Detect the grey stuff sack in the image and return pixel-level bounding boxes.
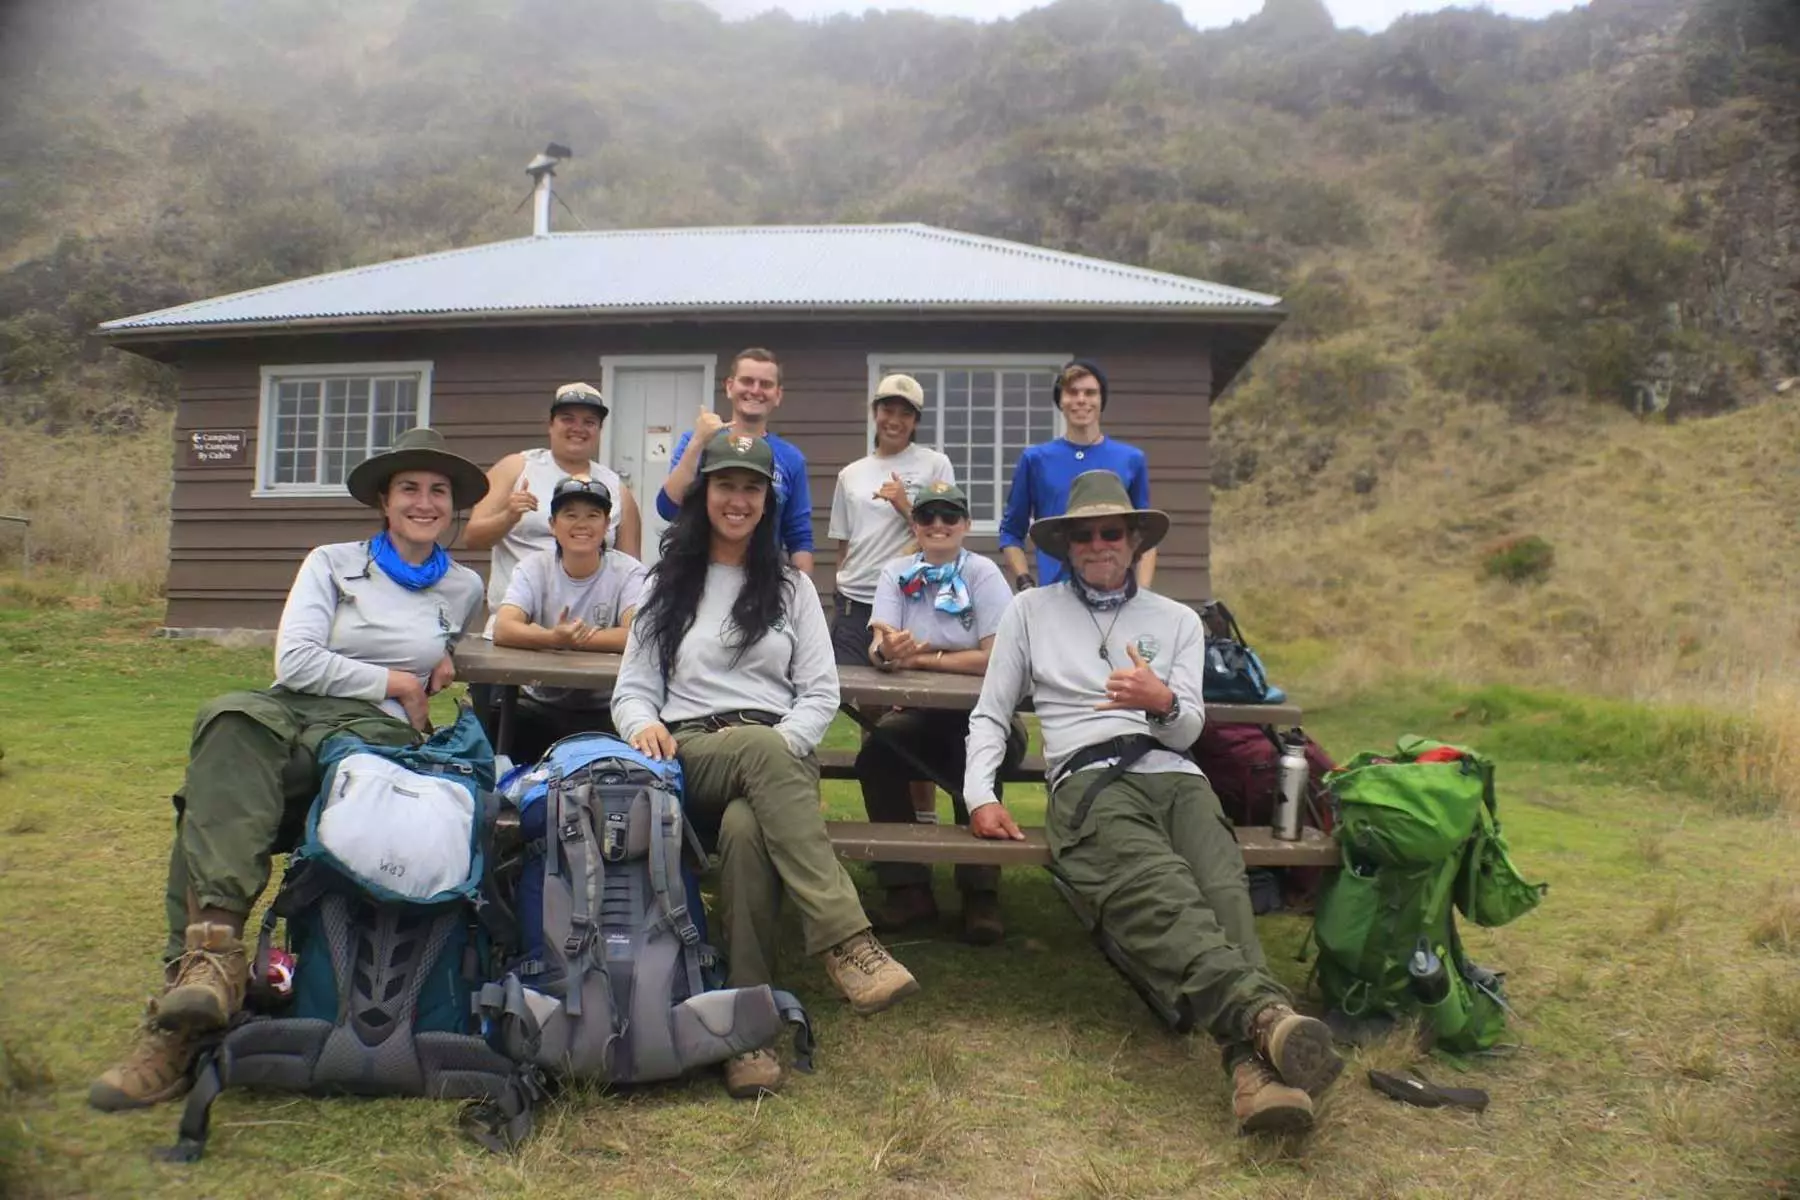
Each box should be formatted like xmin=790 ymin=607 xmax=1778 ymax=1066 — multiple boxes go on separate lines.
xmin=485 ymin=736 xmax=813 ymax=1084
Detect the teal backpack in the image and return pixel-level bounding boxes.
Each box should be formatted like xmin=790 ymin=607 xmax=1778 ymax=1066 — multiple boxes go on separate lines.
xmin=162 ymin=706 xmax=537 ymax=1163
xmin=1311 ymin=736 xmax=1545 ymax=1052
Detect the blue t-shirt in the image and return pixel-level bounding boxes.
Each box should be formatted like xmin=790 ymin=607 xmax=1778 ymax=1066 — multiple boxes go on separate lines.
xmin=999 ymin=438 xmax=1151 ymax=585
xmin=655 ymin=428 xmax=814 ymax=555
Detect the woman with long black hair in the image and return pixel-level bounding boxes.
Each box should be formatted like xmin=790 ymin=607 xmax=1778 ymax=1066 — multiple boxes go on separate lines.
xmin=612 ymin=431 xmax=919 ymax=1100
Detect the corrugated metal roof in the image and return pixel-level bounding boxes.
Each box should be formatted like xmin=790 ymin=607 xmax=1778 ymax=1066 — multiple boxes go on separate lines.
xmin=99 ymin=223 xmax=1281 ymax=334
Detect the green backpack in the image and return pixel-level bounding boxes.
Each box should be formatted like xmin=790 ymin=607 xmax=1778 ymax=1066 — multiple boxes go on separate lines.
xmin=1311 ymin=736 xmax=1545 ymax=1052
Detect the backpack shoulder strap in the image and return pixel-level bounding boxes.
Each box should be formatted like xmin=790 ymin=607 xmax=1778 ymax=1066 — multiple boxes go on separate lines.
xmin=553 ymin=770 xmax=599 ymax=1018
xmin=647 ymin=788 xmax=705 ymax=999
xmin=771 ymin=989 xmax=816 ymax=1073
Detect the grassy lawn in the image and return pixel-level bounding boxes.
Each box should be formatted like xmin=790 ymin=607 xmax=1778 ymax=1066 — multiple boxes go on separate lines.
xmin=3 ymin=605 xmax=1798 ymax=1198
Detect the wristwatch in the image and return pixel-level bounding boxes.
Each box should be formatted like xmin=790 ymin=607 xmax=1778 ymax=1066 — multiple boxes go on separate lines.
xmin=1148 ymin=694 xmax=1182 ymax=726
xmin=1014 ymin=574 xmax=1036 ymax=593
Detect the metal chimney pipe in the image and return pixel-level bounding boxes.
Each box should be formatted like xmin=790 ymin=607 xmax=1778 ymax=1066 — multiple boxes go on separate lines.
xmin=524 ymin=144 xmax=570 ymax=237
xmin=531 ymin=168 xmax=554 ymax=237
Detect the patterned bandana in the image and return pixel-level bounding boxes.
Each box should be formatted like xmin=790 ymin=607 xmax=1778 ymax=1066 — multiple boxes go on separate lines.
xmin=897 ymin=550 xmax=972 ymax=617
xmin=1068 ymin=568 xmax=1138 ymax=612
xmin=370 ymin=532 xmax=451 ymax=591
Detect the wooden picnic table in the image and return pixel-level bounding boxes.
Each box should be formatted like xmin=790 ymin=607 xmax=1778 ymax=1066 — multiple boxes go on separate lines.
xmin=453 ymin=640 xmax=1334 ymax=869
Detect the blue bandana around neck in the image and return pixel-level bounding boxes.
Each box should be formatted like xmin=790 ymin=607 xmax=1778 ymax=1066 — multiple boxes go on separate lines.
xmin=370 ymin=532 xmax=451 ymax=591
xmin=897 ymin=549 xmax=972 ymax=617
xmin=1068 ymin=566 xmax=1138 ymax=612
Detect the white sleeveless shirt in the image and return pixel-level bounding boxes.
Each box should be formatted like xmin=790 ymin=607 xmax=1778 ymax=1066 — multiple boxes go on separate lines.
xmin=485 ymin=447 xmax=624 ymax=621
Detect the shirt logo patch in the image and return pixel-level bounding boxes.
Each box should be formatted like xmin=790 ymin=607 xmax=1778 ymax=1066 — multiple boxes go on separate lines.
xmin=1133 ymin=634 xmax=1161 ymax=664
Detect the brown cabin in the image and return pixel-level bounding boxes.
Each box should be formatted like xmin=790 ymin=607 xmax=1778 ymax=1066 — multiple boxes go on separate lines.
xmin=99 ymin=224 xmax=1283 ymax=630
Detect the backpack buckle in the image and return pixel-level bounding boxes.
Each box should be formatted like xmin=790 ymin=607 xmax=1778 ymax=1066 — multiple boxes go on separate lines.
xmin=602 ymin=810 xmax=629 ymax=862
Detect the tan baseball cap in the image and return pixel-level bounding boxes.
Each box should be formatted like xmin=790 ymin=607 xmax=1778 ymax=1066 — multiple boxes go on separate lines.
xmin=873 ymin=373 xmax=926 ymax=413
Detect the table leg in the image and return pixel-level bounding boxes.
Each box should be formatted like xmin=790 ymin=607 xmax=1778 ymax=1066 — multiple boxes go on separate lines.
xmin=837 ymin=703 xmax=964 ymax=801
xmin=496 ymin=686 xmax=519 ymax=759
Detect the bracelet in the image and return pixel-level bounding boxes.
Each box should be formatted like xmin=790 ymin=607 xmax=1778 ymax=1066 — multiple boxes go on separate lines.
xmin=936 ymin=650 xmax=945 ymax=666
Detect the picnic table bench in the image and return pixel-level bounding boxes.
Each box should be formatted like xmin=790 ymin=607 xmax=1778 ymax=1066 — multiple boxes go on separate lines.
xmin=455 ymin=641 xmax=1337 ymax=869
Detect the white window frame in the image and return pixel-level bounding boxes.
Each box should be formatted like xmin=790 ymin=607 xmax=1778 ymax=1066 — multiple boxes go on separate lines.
xmin=865 ymin=353 xmax=1067 ymax=533
xmin=596 ymin=354 xmax=719 ymax=470
xmin=254 ymin=360 xmax=434 ymax=497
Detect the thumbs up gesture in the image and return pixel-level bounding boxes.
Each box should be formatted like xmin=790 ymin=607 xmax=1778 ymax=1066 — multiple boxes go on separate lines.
xmin=505 ymin=472 xmax=539 ymax=523
xmin=874 ymin=471 xmax=910 ymax=515
xmin=694 ymin=406 xmax=727 ymax=442
xmin=1096 ymin=642 xmax=1176 ymax=715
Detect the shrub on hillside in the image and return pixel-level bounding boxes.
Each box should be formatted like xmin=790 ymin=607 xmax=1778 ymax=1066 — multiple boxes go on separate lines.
xmin=1281 ymin=266 xmax=1370 ymax=340
xmin=1422 ymin=187 xmax=1701 ymax=411
xmin=1482 ymin=535 xmax=1555 ymax=584
xmin=1431 ymin=186 xmax=1523 ymax=266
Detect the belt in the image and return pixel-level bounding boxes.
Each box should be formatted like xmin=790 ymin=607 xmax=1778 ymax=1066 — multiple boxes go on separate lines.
xmin=670 ymin=709 xmax=784 ymax=736
xmin=833 ymin=594 xmax=872 ymax=618
xmin=1057 ymin=734 xmax=1162 ymax=828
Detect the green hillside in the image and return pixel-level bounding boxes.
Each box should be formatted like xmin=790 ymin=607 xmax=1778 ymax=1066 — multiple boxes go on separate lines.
xmin=0 ymin=0 xmax=1794 ymax=707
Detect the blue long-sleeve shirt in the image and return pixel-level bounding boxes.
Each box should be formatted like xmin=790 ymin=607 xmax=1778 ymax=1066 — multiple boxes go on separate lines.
xmin=655 ymin=428 xmax=815 ymax=555
xmin=999 ymin=438 xmax=1151 ymax=586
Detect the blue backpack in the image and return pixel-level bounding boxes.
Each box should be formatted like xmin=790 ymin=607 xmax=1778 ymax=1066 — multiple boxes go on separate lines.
xmin=1200 ymin=599 xmax=1288 ymax=705
xmin=163 ymin=705 xmax=537 ymax=1163
xmin=485 ymin=734 xmax=813 ymax=1085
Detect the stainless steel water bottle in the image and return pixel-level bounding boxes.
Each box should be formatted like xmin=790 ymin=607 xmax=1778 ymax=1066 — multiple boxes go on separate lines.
xmin=1273 ymin=731 xmax=1308 ymax=841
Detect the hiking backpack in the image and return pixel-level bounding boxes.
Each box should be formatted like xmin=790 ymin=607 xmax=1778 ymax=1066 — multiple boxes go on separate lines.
xmin=163 ymin=705 xmax=537 ymax=1163
xmin=483 ymin=734 xmax=812 ymax=1084
xmin=1310 ymin=736 xmax=1546 ymax=1052
xmin=1198 ymin=599 xmax=1287 ymax=705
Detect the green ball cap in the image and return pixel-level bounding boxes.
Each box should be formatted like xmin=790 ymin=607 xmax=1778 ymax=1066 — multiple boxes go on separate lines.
xmin=912 ymin=479 xmax=970 ymax=518
xmin=699 ymin=429 xmax=776 ymax=480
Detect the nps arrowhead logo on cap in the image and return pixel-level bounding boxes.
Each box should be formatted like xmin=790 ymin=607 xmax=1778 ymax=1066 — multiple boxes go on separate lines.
xmin=698 ymin=428 xmax=777 ymax=480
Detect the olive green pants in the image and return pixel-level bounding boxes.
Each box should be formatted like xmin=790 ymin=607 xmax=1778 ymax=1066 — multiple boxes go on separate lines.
xmin=1047 ymin=768 xmax=1288 ymax=1059
xmin=674 ymin=725 xmax=870 ymax=990
xmin=161 ymin=689 xmax=417 ymax=960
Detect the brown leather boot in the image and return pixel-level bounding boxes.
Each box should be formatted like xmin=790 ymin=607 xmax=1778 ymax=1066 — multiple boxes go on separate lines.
xmin=154 ymin=922 xmax=248 ymax=1034
xmin=958 ymin=890 xmax=1004 ymax=946
xmin=724 ymin=1048 xmax=784 ymax=1099
xmin=822 ymin=930 xmax=920 ymax=1016
xmin=88 ymin=1002 xmax=203 ymax=1112
xmin=1232 ymin=1058 xmax=1315 ymax=1134
xmin=1247 ymin=1002 xmax=1343 ymax=1096
xmin=868 ymin=885 xmax=939 ymax=933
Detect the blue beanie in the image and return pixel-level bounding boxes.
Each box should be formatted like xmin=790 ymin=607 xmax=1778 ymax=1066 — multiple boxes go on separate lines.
xmin=1053 ymin=360 xmax=1109 ymax=410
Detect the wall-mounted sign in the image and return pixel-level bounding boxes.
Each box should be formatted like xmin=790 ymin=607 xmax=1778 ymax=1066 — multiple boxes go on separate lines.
xmin=646 ymin=425 xmax=673 ymax=463
xmin=185 ymin=429 xmax=248 ymax=467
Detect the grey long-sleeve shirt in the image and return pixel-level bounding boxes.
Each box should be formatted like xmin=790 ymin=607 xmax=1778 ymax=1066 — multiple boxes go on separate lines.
xmin=611 ymin=564 xmax=841 ymax=758
xmin=964 ymin=582 xmax=1206 ymax=810
xmin=274 ymin=541 xmax=484 ymax=721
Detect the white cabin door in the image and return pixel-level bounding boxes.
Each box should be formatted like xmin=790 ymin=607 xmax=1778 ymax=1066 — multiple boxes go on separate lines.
xmin=601 ymin=358 xmax=713 ymax=567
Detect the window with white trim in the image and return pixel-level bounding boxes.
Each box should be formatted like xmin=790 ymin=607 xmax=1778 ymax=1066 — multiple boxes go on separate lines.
xmin=256 ymin=362 xmax=431 ymax=495
xmin=869 ymin=358 xmax=1063 ymax=529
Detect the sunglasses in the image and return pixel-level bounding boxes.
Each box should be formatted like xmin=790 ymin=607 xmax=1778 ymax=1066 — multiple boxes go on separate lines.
xmin=1068 ymin=525 xmax=1129 ymax=545
xmin=913 ymin=506 xmax=966 ymax=526
xmin=551 ymin=477 xmax=613 ymax=510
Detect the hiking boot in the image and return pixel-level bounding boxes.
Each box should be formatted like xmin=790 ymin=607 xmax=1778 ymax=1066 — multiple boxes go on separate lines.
xmin=723 ymin=1048 xmax=784 ymax=1099
xmin=1231 ymin=1058 xmax=1314 ymax=1135
xmin=88 ymin=1003 xmax=202 ymax=1112
xmin=154 ymin=922 xmax=248 ymax=1034
xmin=868 ymin=885 xmax=938 ymax=933
xmin=1248 ymin=1002 xmax=1343 ymax=1097
xmin=823 ymin=930 xmax=920 ymax=1016
xmin=959 ymin=890 xmax=1004 ymax=946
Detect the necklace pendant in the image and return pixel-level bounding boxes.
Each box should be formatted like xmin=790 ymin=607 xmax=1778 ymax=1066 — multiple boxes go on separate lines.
xmin=1075 ymin=449 xmax=1086 ymax=460
xmin=1098 ymin=644 xmax=1111 ymax=665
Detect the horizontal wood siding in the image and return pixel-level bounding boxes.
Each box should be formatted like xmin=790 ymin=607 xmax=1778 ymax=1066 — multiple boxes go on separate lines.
xmin=162 ymin=321 xmax=1212 ymax=628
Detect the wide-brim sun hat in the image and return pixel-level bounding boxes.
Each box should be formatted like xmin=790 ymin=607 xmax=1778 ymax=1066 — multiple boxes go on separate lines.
xmin=346 ymin=426 xmax=490 ymax=510
xmin=1029 ymin=469 xmax=1169 ymax=561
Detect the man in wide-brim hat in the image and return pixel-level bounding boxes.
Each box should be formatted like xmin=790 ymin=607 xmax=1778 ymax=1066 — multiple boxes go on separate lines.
xmin=964 ymin=470 xmax=1344 ymax=1135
